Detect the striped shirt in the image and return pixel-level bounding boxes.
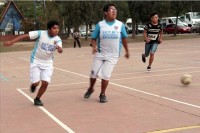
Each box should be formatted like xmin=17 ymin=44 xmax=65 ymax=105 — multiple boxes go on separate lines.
xmin=144 ymin=23 xmax=162 ymax=44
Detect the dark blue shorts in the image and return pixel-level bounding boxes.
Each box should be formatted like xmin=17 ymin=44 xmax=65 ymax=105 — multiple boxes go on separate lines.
xmin=144 ymin=43 xmax=158 ymax=57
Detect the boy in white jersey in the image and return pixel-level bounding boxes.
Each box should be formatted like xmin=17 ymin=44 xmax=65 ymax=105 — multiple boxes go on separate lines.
xmin=142 ymin=12 xmax=163 ymax=71
xmin=4 ymin=21 xmax=63 ymax=106
xmin=84 ymin=3 xmax=129 ymax=103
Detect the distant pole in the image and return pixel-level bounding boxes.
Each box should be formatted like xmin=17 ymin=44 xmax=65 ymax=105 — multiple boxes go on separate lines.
xmin=62 ymin=3 xmax=65 ymax=34
xmin=43 ymin=0 xmax=47 ymax=25
xmin=34 ymin=0 xmax=36 ymax=30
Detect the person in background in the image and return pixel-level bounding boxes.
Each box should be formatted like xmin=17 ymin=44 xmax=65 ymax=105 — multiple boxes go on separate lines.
xmin=142 ymin=12 xmax=163 ymax=71
xmin=73 ymin=30 xmax=81 ymax=48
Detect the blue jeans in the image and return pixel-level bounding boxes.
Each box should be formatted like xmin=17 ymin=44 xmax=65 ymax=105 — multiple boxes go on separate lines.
xmin=144 ymin=43 xmax=158 ymax=57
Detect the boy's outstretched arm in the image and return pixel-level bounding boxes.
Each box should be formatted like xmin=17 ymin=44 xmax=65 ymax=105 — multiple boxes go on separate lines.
xmin=3 ymin=34 xmax=29 ymax=46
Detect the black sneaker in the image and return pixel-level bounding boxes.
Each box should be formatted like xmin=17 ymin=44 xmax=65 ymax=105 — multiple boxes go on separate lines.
xmin=84 ymin=88 xmax=94 ymax=98
xmin=30 ymin=84 xmax=36 ymax=93
xmin=142 ymin=54 xmax=146 ymax=63
xmin=99 ymin=94 xmax=107 ymax=103
xmin=34 ymin=98 xmax=44 ymax=106
xmin=147 ymin=66 xmax=151 ymax=71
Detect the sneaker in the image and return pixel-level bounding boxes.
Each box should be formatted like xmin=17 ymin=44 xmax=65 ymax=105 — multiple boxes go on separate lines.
xmin=30 ymin=84 xmax=36 ymax=93
xmin=99 ymin=94 xmax=107 ymax=103
xmin=34 ymin=98 xmax=44 ymax=106
xmin=84 ymin=88 xmax=94 ymax=98
xmin=142 ymin=54 xmax=146 ymax=63
xmin=147 ymin=66 xmax=151 ymax=71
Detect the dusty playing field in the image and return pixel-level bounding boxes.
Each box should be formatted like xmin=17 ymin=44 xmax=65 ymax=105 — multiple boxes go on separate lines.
xmin=0 ymin=38 xmax=200 ymax=133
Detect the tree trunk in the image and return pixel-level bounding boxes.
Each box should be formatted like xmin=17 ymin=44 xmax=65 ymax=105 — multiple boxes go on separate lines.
xmin=62 ymin=16 xmax=65 ymax=34
xmin=135 ymin=20 xmax=138 ymax=35
xmin=199 ymin=25 xmax=200 ymax=35
xmin=174 ymin=15 xmax=179 ymax=36
xmin=67 ymin=27 xmax=70 ymax=39
xmin=131 ymin=17 xmax=136 ymax=38
xmin=85 ymin=21 xmax=88 ymax=40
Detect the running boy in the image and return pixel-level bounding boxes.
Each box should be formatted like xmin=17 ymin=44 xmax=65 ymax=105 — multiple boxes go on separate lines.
xmin=84 ymin=3 xmax=129 ymax=103
xmin=142 ymin=12 xmax=163 ymax=71
xmin=4 ymin=21 xmax=63 ymax=106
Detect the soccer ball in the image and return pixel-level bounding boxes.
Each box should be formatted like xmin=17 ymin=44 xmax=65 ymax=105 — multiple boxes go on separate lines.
xmin=180 ymin=74 xmax=192 ymax=85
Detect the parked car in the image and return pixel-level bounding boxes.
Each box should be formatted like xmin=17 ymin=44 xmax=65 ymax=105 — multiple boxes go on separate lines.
xmin=164 ymin=24 xmax=191 ymax=34
xmin=125 ymin=24 xmax=144 ymax=34
xmin=160 ymin=17 xmax=188 ymax=27
xmin=138 ymin=25 xmax=145 ymax=33
xmin=191 ymin=23 xmax=200 ymax=33
xmin=80 ymin=30 xmax=90 ymax=37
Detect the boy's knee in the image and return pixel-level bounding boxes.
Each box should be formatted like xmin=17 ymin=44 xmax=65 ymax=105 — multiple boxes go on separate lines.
xmin=41 ymin=81 xmax=49 ymax=86
xmin=145 ymin=53 xmax=149 ymax=57
xmin=150 ymin=52 xmax=155 ymax=57
xmin=32 ymin=81 xmax=40 ymax=86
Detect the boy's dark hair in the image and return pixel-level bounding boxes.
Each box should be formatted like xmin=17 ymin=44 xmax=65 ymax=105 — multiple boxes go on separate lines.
xmin=47 ymin=21 xmax=59 ymax=29
xmin=103 ymin=3 xmax=117 ymax=12
xmin=151 ymin=12 xmax=158 ymax=17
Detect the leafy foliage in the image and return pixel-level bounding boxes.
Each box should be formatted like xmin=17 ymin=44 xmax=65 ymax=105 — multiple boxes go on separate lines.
xmin=1 ymin=1 xmax=200 ymax=37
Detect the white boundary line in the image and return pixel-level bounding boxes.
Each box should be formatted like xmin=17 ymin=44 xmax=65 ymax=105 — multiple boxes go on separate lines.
xmin=108 ymin=82 xmax=200 ymax=109
xmin=112 ymin=66 xmax=199 ymax=76
xmin=17 ymin=89 xmax=75 ymax=133
xmin=112 ymin=70 xmax=200 ymax=81
xmin=54 ymin=67 xmax=200 ymax=109
xmin=19 ymin=56 xmax=200 ymax=109
xmin=17 ymin=57 xmax=200 ymax=132
xmin=20 ymin=81 xmax=89 ymax=90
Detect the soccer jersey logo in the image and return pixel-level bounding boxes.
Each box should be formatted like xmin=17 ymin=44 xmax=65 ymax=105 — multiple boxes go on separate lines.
xmin=114 ymin=26 xmax=118 ymax=30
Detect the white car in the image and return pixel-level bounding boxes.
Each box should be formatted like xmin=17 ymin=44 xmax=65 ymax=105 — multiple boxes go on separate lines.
xmin=80 ymin=30 xmax=90 ymax=37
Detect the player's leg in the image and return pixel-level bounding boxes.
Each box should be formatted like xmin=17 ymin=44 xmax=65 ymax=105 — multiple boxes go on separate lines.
xmin=30 ymin=63 xmax=41 ymax=93
xmin=74 ymin=39 xmax=76 ymax=48
xmin=77 ymin=39 xmax=81 ymax=48
xmin=89 ymin=78 xmax=96 ymax=91
xmin=99 ymin=79 xmax=109 ymax=103
xmin=35 ymin=81 xmax=48 ymax=99
xmin=30 ymin=82 xmax=40 ymax=93
xmin=142 ymin=43 xmax=151 ymax=63
xmin=147 ymin=43 xmax=158 ymax=71
xmin=98 ymin=58 xmax=118 ymax=103
xmin=84 ymin=57 xmax=103 ymax=98
xmin=34 ymin=68 xmax=53 ymax=106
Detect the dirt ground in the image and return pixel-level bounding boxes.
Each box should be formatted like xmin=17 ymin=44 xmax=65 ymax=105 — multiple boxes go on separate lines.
xmin=0 ymin=33 xmax=200 ymax=52
xmin=0 ymin=37 xmax=200 ymax=133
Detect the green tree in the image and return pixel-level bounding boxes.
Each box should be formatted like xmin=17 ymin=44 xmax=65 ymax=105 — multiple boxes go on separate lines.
xmin=127 ymin=1 xmax=172 ymax=38
xmin=112 ymin=1 xmax=130 ymax=23
xmin=15 ymin=1 xmax=46 ymax=31
xmin=170 ymin=1 xmax=189 ymax=36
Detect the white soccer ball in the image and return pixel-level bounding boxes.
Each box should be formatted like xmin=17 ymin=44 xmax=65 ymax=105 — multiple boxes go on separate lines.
xmin=180 ymin=74 xmax=192 ymax=85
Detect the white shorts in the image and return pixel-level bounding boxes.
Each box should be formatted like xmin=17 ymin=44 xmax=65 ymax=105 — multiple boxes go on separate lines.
xmin=90 ymin=57 xmax=118 ymax=80
xmin=30 ymin=63 xmax=53 ymax=83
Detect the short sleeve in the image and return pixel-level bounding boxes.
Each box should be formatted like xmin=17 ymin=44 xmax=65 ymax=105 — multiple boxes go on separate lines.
xmin=144 ymin=24 xmax=148 ymax=31
xmin=91 ymin=23 xmax=100 ymax=39
xmin=29 ymin=31 xmax=41 ymax=40
xmin=56 ymin=38 xmax=62 ymax=48
xmin=121 ymin=24 xmax=128 ymax=38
